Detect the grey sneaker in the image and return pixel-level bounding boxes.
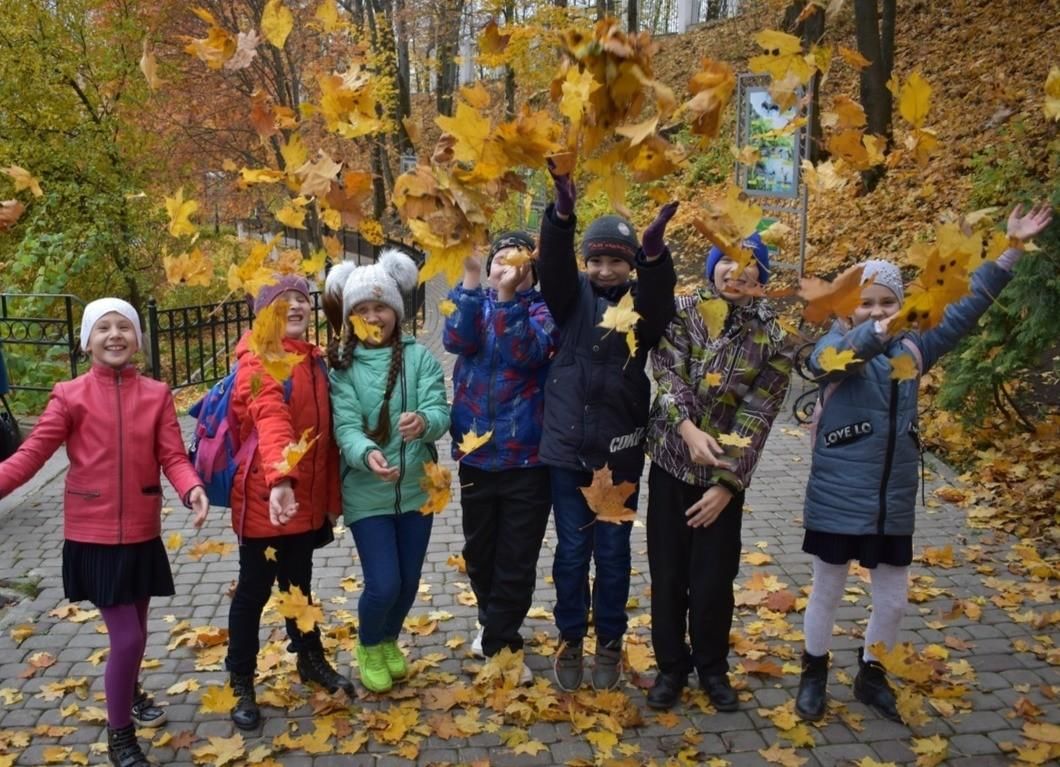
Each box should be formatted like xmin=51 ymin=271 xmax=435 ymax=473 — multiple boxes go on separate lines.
xmin=553 ymin=640 xmax=584 ymax=692
xmin=592 ymin=639 xmax=623 ymax=691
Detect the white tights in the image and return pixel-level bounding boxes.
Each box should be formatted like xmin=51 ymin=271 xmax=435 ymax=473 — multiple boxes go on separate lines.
xmin=802 ymin=556 xmax=909 ymax=660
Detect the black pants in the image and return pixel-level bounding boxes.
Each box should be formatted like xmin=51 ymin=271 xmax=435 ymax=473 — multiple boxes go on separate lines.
xmin=646 ymin=463 xmax=744 ymax=677
xmin=459 ymin=464 xmax=551 ymax=656
xmin=226 ymin=529 xmax=323 ymax=675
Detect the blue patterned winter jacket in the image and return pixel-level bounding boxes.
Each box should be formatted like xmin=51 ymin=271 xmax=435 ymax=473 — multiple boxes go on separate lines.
xmin=803 ymin=261 xmax=1013 ymax=537
xmin=443 ymin=285 xmax=559 ymax=470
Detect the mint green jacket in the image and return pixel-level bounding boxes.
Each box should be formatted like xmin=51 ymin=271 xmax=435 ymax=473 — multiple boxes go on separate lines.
xmin=329 ymin=337 xmax=450 ymax=523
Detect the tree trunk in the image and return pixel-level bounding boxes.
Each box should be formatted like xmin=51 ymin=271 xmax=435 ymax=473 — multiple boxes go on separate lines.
xmin=627 ymin=0 xmax=638 ymax=31
xmin=853 ymin=0 xmax=894 ymax=192
xmin=435 ymin=0 xmax=463 ymax=116
xmin=783 ymin=0 xmax=826 ymax=163
xmin=596 ymin=0 xmax=616 ymax=20
xmin=393 ymin=0 xmax=413 ymax=152
xmin=504 ymin=0 xmax=517 ymax=116
xmin=704 ymin=0 xmax=728 ymax=20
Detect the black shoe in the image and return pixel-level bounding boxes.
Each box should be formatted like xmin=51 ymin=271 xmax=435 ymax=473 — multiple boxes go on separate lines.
xmin=130 ymin=684 xmax=167 ymax=728
xmin=646 ymin=672 xmax=686 ymax=710
xmin=853 ymin=648 xmax=903 ymax=723
xmin=794 ymin=651 xmax=829 ymax=721
xmin=107 ymin=723 xmax=149 ymax=767
xmin=700 ymin=673 xmax=739 ymax=712
xmin=297 ymin=648 xmax=355 ymax=695
xmin=229 ymin=672 xmax=260 ymax=731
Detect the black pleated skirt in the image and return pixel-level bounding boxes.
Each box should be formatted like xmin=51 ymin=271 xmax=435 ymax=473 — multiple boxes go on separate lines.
xmin=802 ymin=530 xmax=913 ymax=569
xmin=62 ymin=537 xmax=175 ymax=607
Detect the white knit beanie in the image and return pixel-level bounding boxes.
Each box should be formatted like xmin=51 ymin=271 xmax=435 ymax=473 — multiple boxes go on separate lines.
xmin=861 ymin=259 xmax=905 ymax=302
xmin=79 ymin=298 xmax=142 ymax=352
xmin=338 ymin=249 xmax=419 ymax=321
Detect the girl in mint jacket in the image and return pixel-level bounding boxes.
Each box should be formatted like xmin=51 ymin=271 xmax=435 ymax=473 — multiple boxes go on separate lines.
xmin=324 ymin=250 xmax=450 ymax=694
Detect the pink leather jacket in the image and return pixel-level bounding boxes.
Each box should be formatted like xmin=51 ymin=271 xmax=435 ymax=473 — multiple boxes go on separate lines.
xmin=0 ymin=364 xmax=202 ymax=544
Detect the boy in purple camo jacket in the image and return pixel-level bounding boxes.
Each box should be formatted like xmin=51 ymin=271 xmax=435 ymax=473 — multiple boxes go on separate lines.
xmin=444 ymin=231 xmax=559 ymax=679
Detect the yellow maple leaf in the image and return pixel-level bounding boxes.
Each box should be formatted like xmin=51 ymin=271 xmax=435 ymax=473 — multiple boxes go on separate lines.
xmin=889 ymin=354 xmax=919 ymax=381
xmin=165 ymin=532 xmax=183 ymax=553
xmin=273 ymin=585 xmax=324 ymax=633
xmin=598 ymin=291 xmax=641 ymax=349
xmin=249 ymin=300 xmax=305 ymax=382
xmin=585 ymin=729 xmax=618 ymax=757
xmin=580 ymin=465 xmax=637 ymax=524
xmin=438 ymin=298 xmax=457 ymax=317
xmin=898 ymin=71 xmax=932 ymax=128
xmin=193 ymin=734 xmax=246 ymax=767
xmin=238 ymin=167 xmax=285 ymax=187
xmin=717 ymin=432 xmax=752 ymax=449
xmin=163 ymin=247 xmax=213 ymax=287
xmin=294 ymin=151 xmax=342 ymax=198
xmin=199 ymin=684 xmax=238 ymax=714
xmin=435 ymin=102 xmax=493 ymax=166
xmin=698 ymin=297 xmax=729 ymax=339
xmin=758 ymin=743 xmax=807 ymax=767
xmin=455 ymin=428 xmax=493 ymax=458
xmin=854 ymin=760 xmax=899 ymax=767
xmin=165 ymin=187 xmax=198 ymax=237
xmin=181 ymin=14 xmax=236 ymax=70
xmin=910 ymin=735 xmax=949 ymax=767
xmin=274 ymin=427 xmax=320 ymax=475
xmin=1024 ymin=721 xmax=1060 ymax=744
xmin=683 ymin=58 xmax=736 ymax=139
xmin=3 ymin=165 xmax=43 ymax=198
xmin=301 ymin=248 xmax=327 ymax=277
xmin=1045 ymin=66 xmax=1060 ymax=121
xmin=351 ymin=314 xmax=384 ymax=344
xmin=816 ymin=346 xmax=860 ymax=373
xmin=419 ymin=461 xmax=452 ymax=516
xmin=260 ymin=0 xmax=294 ymax=49
xmin=275 ymin=197 xmax=308 ymax=229
xmin=313 ymin=0 xmax=345 ymax=31
xmin=837 ymin=45 xmax=871 ymax=70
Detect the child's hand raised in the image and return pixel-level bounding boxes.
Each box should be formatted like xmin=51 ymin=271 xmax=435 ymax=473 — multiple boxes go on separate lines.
xmin=397 ymin=412 xmax=427 ymax=442
xmin=367 ymin=449 xmax=400 ymax=482
xmin=187 ymin=486 xmax=209 ymax=529
xmin=1007 ymin=202 xmax=1053 ymax=244
xmin=269 ymin=480 xmax=298 ymax=527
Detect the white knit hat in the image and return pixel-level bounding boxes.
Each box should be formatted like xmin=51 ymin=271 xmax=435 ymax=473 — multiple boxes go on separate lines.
xmin=861 ymin=259 xmax=905 ymax=302
xmin=334 ymin=249 xmax=419 ymax=321
xmin=79 ymin=298 xmax=142 ymax=352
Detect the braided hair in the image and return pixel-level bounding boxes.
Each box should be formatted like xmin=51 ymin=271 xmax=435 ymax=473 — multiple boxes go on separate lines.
xmin=363 ymin=328 xmax=403 ymax=445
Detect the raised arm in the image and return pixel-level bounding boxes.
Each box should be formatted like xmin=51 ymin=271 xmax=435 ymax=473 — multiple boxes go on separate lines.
xmin=633 ymin=201 xmax=679 ymax=353
xmin=537 ymin=164 xmax=580 ymax=325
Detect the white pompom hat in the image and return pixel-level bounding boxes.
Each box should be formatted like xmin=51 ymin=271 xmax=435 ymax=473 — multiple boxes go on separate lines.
xmin=335 ymin=249 xmax=419 ymax=321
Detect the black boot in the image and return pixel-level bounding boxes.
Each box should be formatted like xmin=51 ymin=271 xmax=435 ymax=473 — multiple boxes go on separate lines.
xmin=297 ymin=648 xmax=355 ymax=695
xmin=229 ymin=672 xmax=260 ymax=731
xmin=646 ymin=672 xmax=686 ymax=710
xmin=699 ymin=672 xmax=739 ymax=712
xmin=130 ymin=683 xmax=167 ymax=728
xmin=107 ymin=723 xmax=149 ymax=767
xmin=794 ymin=651 xmax=829 ymax=721
xmin=853 ymin=649 xmax=903 ymax=723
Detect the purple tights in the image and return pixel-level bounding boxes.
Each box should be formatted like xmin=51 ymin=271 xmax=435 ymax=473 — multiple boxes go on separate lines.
xmin=98 ymin=598 xmax=149 ymax=729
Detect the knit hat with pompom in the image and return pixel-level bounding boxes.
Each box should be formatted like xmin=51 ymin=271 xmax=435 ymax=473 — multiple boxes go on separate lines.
xmin=327 ymin=249 xmax=419 ymax=321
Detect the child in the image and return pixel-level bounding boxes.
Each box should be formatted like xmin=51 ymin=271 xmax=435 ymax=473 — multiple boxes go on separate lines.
xmin=539 ymin=164 xmax=677 ymax=691
xmin=225 ymin=274 xmax=351 ymax=731
xmin=0 ymin=298 xmax=209 ymax=767
xmin=645 ymin=234 xmax=794 ymax=710
xmin=443 ymin=231 xmax=558 ymax=683
xmin=794 ymin=202 xmax=1052 ymax=723
xmin=324 ymin=250 xmax=450 ymax=694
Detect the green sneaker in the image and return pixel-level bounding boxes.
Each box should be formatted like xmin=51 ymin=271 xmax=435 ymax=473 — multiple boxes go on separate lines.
xmin=380 ymin=639 xmax=408 ymax=680
xmin=356 ymin=642 xmax=392 ymax=693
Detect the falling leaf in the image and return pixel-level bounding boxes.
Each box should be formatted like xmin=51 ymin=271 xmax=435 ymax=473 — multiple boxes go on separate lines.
xmin=419 ymin=461 xmax=452 ymax=515
xmin=1045 ymin=66 xmax=1060 ymax=121
xmin=816 ymin=346 xmax=860 ymax=373
xmin=683 ymin=58 xmax=737 ymax=139
xmin=580 ymin=465 xmax=637 ymax=524
xmin=438 ymin=299 xmax=457 ymax=317
xmin=273 ymin=427 xmax=320 ymax=475
xmin=224 ymin=30 xmax=260 ymax=71
xmin=698 ymin=297 xmax=729 ymax=339
xmin=273 ymin=585 xmax=324 ymax=633
xmin=263 ymin=546 xmax=277 ymax=562
xmin=198 ymin=684 xmax=237 ymax=714
xmin=455 ymin=428 xmax=493 ymax=458
xmin=185 ymin=538 xmax=235 ymax=561
xmin=164 ymin=247 xmax=213 ymax=287
xmin=140 ymin=42 xmax=163 ymax=90
xmin=165 ymin=187 xmax=199 ymax=237
xmin=351 ymin=314 xmax=384 ymax=344
xmin=295 ymin=151 xmax=343 ymax=198
xmin=898 ymin=71 xmax=932 ymax=128
xmin=598 ymin=291 xmax=641 ymax=360
xmin=798 ymin=265 xmax=865 ymax=324
xmin=238 ymin=167 xmax=286 ymax=187
xmin=261 ymin=0 xmax=294 ymax=49
xmin=248 ymin=300 xmax=306 ymax=383
xmin=889 ymin=354 xmax=919 ymax=381
xmin=837 ymin=45 xmax=871 ymax=69
xmin=166 ymin=532 xmax=183 ymax=553
xmin=275 ymin=198 xmax=308 ymax=230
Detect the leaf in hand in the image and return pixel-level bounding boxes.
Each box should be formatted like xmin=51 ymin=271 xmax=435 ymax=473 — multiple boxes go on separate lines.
xmin=456 ymin=428 xmax=493 ymax=458
xmin=418 ymin=461 xmax=452 ymax=516
xmin=717 ymin=432 xmax=751 ymax=449
xmin=273 ymin=427 xmax=320 ymax=475
xmin=817 ymin=346 xmax=861 ymax=373
xmin=350 ymin=314 xmax=384 ymax=344
xmin=580 ymin=465 xmax=636 ymax=524
xmin=698 ymin=297 xmax=729 ymax=339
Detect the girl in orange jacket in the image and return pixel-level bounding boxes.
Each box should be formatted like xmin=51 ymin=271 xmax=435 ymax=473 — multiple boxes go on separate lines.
xmin=0 ymin=298 xmax=208 ymax=767
xmin=223 ymin=274 xmax=351 ymax=731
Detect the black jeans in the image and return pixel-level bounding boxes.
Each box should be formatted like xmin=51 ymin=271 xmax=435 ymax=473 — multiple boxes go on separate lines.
xmin=646 ymin=463 xmax=744 ymax=677
xmin=226 ymin=529 xmax=323 ymax=675
xmin=459 ymin=464 xmax=551 ymax=656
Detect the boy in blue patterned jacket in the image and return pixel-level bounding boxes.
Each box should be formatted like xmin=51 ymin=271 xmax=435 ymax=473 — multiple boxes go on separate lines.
xmin=444 ymin=231 xmax=559 ymax=682
xmin=794 ymin=202 xmax=1052 ymax=724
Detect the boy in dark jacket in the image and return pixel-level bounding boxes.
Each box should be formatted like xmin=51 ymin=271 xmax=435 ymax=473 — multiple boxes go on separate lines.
xmin=444 ymin=231 xmax=559 ymax=683
xmin=539 ymin=164 xmax=677 ymax=691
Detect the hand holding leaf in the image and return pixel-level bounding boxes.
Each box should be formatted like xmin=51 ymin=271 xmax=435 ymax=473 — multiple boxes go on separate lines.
xmin=679 ymin=421 xmax=727 ymax=467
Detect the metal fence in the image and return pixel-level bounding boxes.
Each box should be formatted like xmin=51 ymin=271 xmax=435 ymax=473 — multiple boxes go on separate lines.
xmin=0 ymin=294 xmax=84 ymax=393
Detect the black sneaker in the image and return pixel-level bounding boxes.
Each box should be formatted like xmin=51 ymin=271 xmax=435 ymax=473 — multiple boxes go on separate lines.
xmin=130 ymin=685 xmax=167 ymax=728
xmin=592 ymin=639 xmax=623 ymax=691
xmin=553 ymin=640 xmax=584 ymax=692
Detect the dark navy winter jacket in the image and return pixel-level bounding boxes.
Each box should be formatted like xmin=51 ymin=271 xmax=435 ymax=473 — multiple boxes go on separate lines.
xmin=537 ymin=205 xmax=676 ymax=481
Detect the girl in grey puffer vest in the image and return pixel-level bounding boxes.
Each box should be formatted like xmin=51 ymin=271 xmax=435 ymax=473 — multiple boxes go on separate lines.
xmin=793 ymin=202 xmax=1053 ymax=726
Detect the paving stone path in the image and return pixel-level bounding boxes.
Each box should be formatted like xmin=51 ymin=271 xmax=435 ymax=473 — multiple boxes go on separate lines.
xmin=0 ymin=280 xmax=1056 ymax=766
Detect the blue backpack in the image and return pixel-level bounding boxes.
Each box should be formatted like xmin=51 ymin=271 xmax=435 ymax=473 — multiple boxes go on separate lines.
xmin=188 ymin=362 xmax=292 ymax=508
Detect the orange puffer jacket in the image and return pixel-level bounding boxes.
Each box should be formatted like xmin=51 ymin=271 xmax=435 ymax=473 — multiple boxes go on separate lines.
xmin=0 ymin=364 xmax=202 ymax=544
xmin=228 ymin=333 xmax=340 ymax=540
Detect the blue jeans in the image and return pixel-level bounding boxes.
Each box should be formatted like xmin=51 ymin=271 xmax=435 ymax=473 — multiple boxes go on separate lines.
xmin=351 ymin=511 xmax=433 ymax=646
xmin=550 ymin=466 xmax=635 ymax=645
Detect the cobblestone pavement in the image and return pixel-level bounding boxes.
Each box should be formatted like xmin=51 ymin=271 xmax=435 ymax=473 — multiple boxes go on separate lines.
xmin=0 ymin=285 xmax=1056 ymax=766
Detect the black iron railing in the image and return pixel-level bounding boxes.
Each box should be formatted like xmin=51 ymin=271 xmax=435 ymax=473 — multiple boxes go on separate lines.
xmin=791 ymin=341 xmax=820 ymax=424
xmin=0 ymin=293 xmax=84 ymax=392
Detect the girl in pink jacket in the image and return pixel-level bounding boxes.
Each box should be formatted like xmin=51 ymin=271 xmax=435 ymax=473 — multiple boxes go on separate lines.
xmin=0 ymin=298 xmax=208 ymax=767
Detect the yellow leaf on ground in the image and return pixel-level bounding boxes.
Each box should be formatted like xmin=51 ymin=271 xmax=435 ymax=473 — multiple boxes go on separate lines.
xmin=910 ymin=734 xmax=949 ymax=767
xmin=759 ymin=743 xmax=807 ymax=767
xmin=192 ymin=733 xmax=246 ymax=767
xmin=1024 ymin=721 xmax=1060 ymax=744
xmin=166 ymin=532 xmax=183 ymax=553
xmin=199 ymin=684 xmax=237 ymax=714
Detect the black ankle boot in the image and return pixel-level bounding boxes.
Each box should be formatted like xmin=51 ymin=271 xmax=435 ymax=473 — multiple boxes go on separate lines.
xmin=229 ymin=672 xmax=260 ymax=730
xmin=794 ymin=651 xmax=829 ymax=721
xmin=130 ymin=683 xmax=167 ymax=728
xmin=107 ymin=723 xmax=149 ymax=767
xmin=297 ymin=648 xmax=355 ymax=695
xmin=853 ymin=649 xmax=903 ymax=723
xmin=646 ymin=672 xmax=686 ymax=710
xmin=699 ymin=672 xmax=739 ymax=712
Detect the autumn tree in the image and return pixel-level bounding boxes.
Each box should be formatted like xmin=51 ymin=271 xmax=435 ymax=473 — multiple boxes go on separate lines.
xmin=853 ymin=0 xmax=896 ymax=190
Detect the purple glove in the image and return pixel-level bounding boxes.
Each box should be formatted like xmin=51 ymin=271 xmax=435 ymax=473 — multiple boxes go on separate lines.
xmin=642 ymin=201 xmax=679 ymax=259
xmin=547 ymin=159 xmax=576 ymax=217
